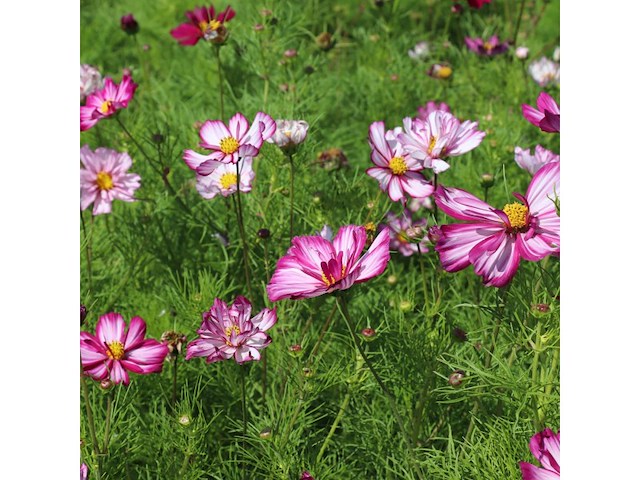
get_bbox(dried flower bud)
[480,173,494,188]
[452,327,468,342]
[448,370,465,387]
[257,228,271,239]
[80,305,87,325]
[161,331,187,357]
[316,32,334,51]
[316,147,348,171]
[259,427,272,439]
[427,225,442,244]
[121,14,139,35]
[360,328,376,341]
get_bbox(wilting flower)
[80,146,141,215]
[267,225,391,301]
[161,331,187,358]
[80,464,88,480]
[399,110,486,173]
[80,74,137,131]
[183,112,276,175]
[522,92,560,133]
[466,0,491,8]
[316,147,348,170]
[366,121,434,203]
[316,31,334,50]
[416,101,451,121]
[186,296,277,364]
[528,56,560,87]
[515,46,529,60]
[170,4,235,46]
[80,64,103,103]
[386,211,429,256]
[514,145,559,175]
[120,14,139,35]
[408,41,430,61]
[267,120,309,150]
[427,63,452,79]
[195,157,255,198]
[80,313,169,385]
[465,35,509,56]
[434,162,560,287]
[519,428,560,479]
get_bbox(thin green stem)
[288,152,295,241]
[234,160,253,299]
[81,212,94,294]
[416,243,429,314]
[335,296,425,480]
[512,0,527,45]
[80,370,102,479]
[102,391,114,454]
[316,391,351,464]
[214,46,225,119]
[306,303,338,364]
[172,355,179,407]
[531,321,543,431]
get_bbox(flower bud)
[406,225,424,239]
[427,225,442,244]
[260,9,272,16]
[515,46,529,60]
[257,228,271,239]
[480,173,494,188]
[151,133,165,144]
[452,327,468,342]
[80,305,87,325]
[100,378,114,391]
[451,3,463,13]
[360,328,376,341]
[284,49,298,58]
[448,370,464,388]
[259,427,272,439]
[254,23,265,32]
[316,32,334,51]
[288,344,303,357]
[390,73,399,82]
[300,472,315,480]
[178,414,191,426]
[121,14,139,35]
[142,44,151,51]
[302,367,313,377]
[316,147,348,171]
[399,300,412,312]
[304,65,315,75]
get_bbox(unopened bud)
[284,49,298,58]
[259,427,272,439]
[120,14,139,35]
[288,344,303,357]
[480,173,494,188]
[399,300,412,312]
[427,225,442,244]
[452,327,468,342]
[100,378,114,391]
[178,414,191,426]
[257,228,271,239]
[302,367,313,377]
[151,133,164,144]
[515,46,529,60]
[80,305,87,325]
[387,274,397,285]
[304,65,315,75]
[316,32,334,51]
[448,370,465,388]
[532,303,550,314]
[300,472,315,480]
[254,23,265,32]
[390,73,399,82]
[161,331,187,357]
[406,225,424,239]
[451,3,463,13]
[360,328,376,341]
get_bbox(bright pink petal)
[469,232,520,287]
[332,225,367,270]
[435,223,502,272]
[124,316,147,350]
[228,113,250,140]
[199,120,231,149]
[388,176,404,202]
[537,92,560,115]
[435,186,503,223]
[251,307,277,331]
[96,313,126,344]
[366,167,392,194]
[520,462,559,480]
[400,172,434,198]
[522,104,544,127]
[353,227,390,283]
[170,23,202,46]
[526,162,560,215]
[183,149,221,172]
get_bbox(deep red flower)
[170,4,236,46]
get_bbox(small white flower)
[528,56,560,87]
[408,41,430,61]
[80,64,103,102]
[267,120,309,150]
[515,46,529,60]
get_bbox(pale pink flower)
[183,112,276,175]
[515,46,529,60]
[195,157,254,198]
[522,92,560,133]
[398,110,486,173]
[80,463,88,480]
[80,74,137,131]
[409,196,434,212]
[434,162,559,287]
[386,211,429,256]
[366,121,434,203]
[519,428,560,480]
[416,100,451,121]
[528,56,560,87]
[408,40,430,60]
[80,146,141,215]
[514,145,559,175]
[267,225,391,301]
[186,296,277,364]
[267,119,309,150]
[80,313,169,385]
[80,64,103,103]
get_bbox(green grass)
[80,0,560,478]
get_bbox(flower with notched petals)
[267,120,309,151]
[170,4,235,46]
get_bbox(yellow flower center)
[220,172,238,190]
[503,202,528,229]
[224,325,241,337]
[364,222,376,234]
[438,66,452,79]
[397,231,410,244]
[483,42,494,52]
[321,265,347,287]
[105,341,125,360]
[199,19,222,32]
[219,136,240,155]
[99,100,112,114]
[428,136,437,154]
[96,171,114,191]
[389,157,408,175]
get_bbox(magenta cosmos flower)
[386,210,429,256]
[434,161,559,287]
[466,0,491,8]
[186,296,277,364]
[267,225,391,301]
[514,145,559,175]
[416,100,450,121]
[519,428,560,480]
[170,4,235,46]
[80,145,141,215]
[183,112,276,176]
[465,35,509,56]
[366,121,434,203]
[522,92,560,133]
[399,110,486,174]
[195,157,254,199]
[80,74,137,131]
[80,463,88,480]
[81,313,169,385]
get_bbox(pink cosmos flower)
[300,472,315,480]
[185,296,277,364]
[466,0,491,8]
[80,145,141,215]
[267,225,391,301]
[386,211,429,256]
[80,463,88,480]
[80,313,169,385]
[183,112,276,175]
[398,111,486,174]
[528,57,560,87]
[465,35,510,56]
[519,428,560,480]
[522,92,560,133]
[366,121,434,203]
[170,4,235,46]
[80,74,137,131]
[80,64,103,103]
[195,157,254,198]
[267,119,309,150]
[434,162,559,287]
[416,101,451,121]
[514,145,559,175]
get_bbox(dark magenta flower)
[170,4,235,46]
[522,92,560,133]
[120,14,139,35]
[466,0,491,8]
[519,428,560,479]
[465,35,509,56]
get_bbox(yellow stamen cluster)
[105,341,125,360]
[220,172,238,190]
[389,156,408,175]
[219,136,240,155]
[224,325,241,337]
[321,265,347,287]
[503,202,528,229]
[96,171,114,191]
[364,222,376,235]
[397,231,410,244]
[99,100,112,114]
[428,136,438,154]
[437,66,452,79]
[483,42,494,52]
[199,19,222,32]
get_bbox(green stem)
[102,391,114,455]
[288,152,295,241]
[306,303,338,363]
[336,296,425,480]
[172,355,179,407]
[316,391,351,464]
[531,321,543,431]
[416,243,429,314]
[80,370,102,479]
[432,173,439,224]
[214,46,225,119]
[512,0,527,45]
[81,212,94,294]
[234,160,253,299]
